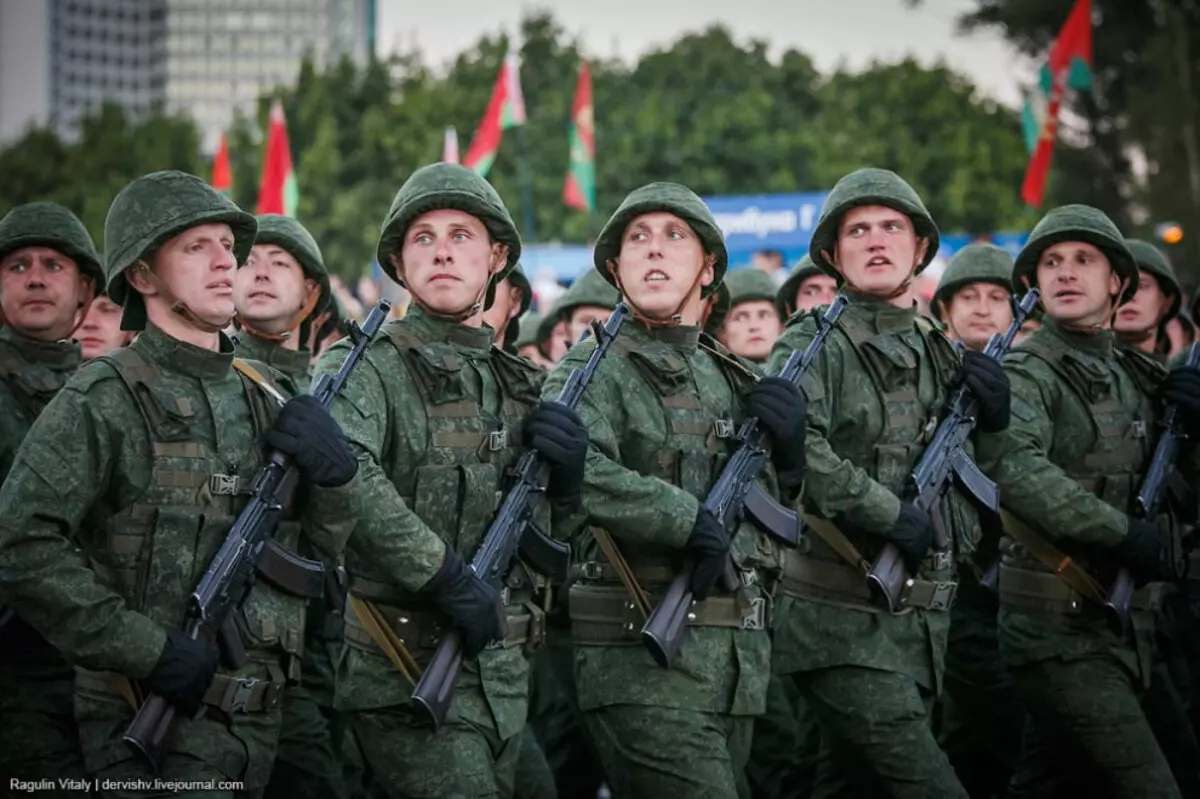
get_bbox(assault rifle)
[868,289,1040,611]
[1104,341,1200,634]
[124,300,392,772]
[641,295,847,668]
[410,303,630,729]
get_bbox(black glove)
[525,402,588,512]
[142,629,219,716]
[1161,365,1200,436]
[685,507,732,601]
[959,351,1011,433]
[264,395,358,488]
[883,502,935,574]
[1114,518,1164,587]
[422,547,507,661]
[744,377,807,486]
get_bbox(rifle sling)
[589,527,652,620]
[801,513,872,573]
[347,594,422,686]
[232,358,287,407]
[998,509,1106,603]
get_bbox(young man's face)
[0,246,88,341]
[1036,241,1121,327]
[942,282,1013,352]
[719,300,782,362]
[832,205,926,297]
[613,212,712,324]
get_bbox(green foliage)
[0,10,1036,280]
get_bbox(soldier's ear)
[125,260,159,298]
[488,242,509,276]
[914,237,930,269]
[700,253,716,290]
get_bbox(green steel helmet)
[705,283,731,336]
[932,243,1015,321]
[1012,204,1137,305]
[1125,238,1181,321]
[775,254,826,317]
[593,182,727,298]
[0,202,104,288]
[104,170,257,329]
[535,294,568,352]
[254,214,332,316]
[809,168,939,280]
[559,268,620,317]
[375,162,521,291]
[724,267,780,309]
[317,292,348,341]
[501,264,533,348]
[514,311,543,351]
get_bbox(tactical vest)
[1002,337,1161,584]
[81,347,308,706]
[0,341,74,426]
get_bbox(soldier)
[1113,239,1181,361]
[766,168,1010,798]
[926,242,1026,797]
[76,291,136,361]
[975,205,1200,798]
[232,214,331,391]
[480,264,532,352]
[717,268,784,363]
[514,312,553,369]
[536,269,621,354]
[0,202,101,790]
[314,293,349,361]
[775,254,838,319]
[306,162,589,798]
[546,182,806,797]
[0,170,358,797]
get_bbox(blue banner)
[701,192,830,253]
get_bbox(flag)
[463,50,526,177]
[1021,0,1093,208]
[443,126,460,163]
[256,100,299,216]
[211,131,233,195]
[563,61,595,212]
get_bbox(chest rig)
[0,342,73,426]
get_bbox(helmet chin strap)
[607,255,714,329]
[391,253,502,325]
[235,282,323,343]
[133,260,228,334]
[1025,275,1130,334]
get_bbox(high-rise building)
[0,0,375,149]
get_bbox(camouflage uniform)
[975,206,1188,798]
[308,163,556,799]
[545,183,786,799]
[0,203,101,792]
[765,169,975,798]
[927,242,1026,798]
[0,171,349,798]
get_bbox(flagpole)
[517,124,536,242]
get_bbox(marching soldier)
[716,268,784,363]
[0,171,358,797]
[766,168,1010,797]
[306,162,589,798]
[975,205,1200,798]
[931,242,1015,351]
[513,312,553,369]
[0,202,101,790]
[480,264,532,352]
[76,290,136,361]
[1113,239,1181,362]
[546,182,805,797]
[775,254,838,319]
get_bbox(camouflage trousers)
[791,666,967,798]
[584,704,753,799]
[526,628,604,797]
[1142,598,1200,797]
[743,671,820,799]
[937,580,1023,798]
[0,624,87,796]
[349,692,522,799]
[513,725,556,799]
[1006,654,1181,799]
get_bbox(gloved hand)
[264,395,358,488]
[883,502,935,574]
[744,377,807,487]
[525,402,589,512]
[422,547,507,661]
[1161,365,1200,436]
[142,628,219,716]
[685,507,732,601]
[1114,518,1164,587]
[960,351,1011,433]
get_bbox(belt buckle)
[930,550,953,571]
[581,561,603,580]
[928,581,957,612]
[223,677,256,713]
[488,429,508,452]
[208,473,240,496]
[739,568,759,588]
[741,597,766,631]
[714,419,735,439]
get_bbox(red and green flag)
[1021,0,1093,208]
[211,131,233,196]
[463,50,526,177]
[563,61,595,213]
[256,100,299,216]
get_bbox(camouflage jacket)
[765,294,979,692]
[308,306,545,740]
[975,320,1193,676]
[544,321,778,716]
[233,331,314,393]
[0,324,82,482]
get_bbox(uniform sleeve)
[975,357,1127,546]
[308,345,447,591]
[0,384,165,678]
[542,351,699,549]
[766,322,901,534]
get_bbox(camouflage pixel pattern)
[723,267,780,308]
[234,332,314,393]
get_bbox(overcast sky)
[375,0,1033,107]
